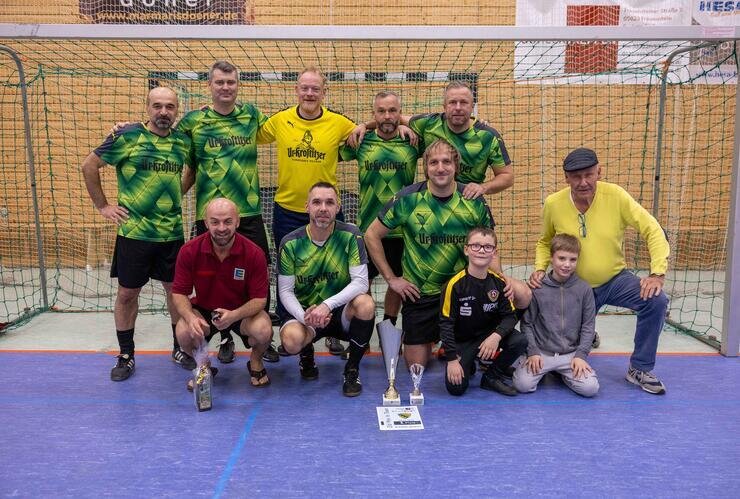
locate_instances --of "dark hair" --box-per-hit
[308,181,338,197]
[208,60,238,81]
[550,233,581,256]
[466,226,497,246]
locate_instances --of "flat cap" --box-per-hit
[563,147,599,172]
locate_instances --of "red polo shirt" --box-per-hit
[172,232,268,311]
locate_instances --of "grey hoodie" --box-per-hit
[521,271,596,359]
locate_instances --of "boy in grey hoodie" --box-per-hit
[513,233,599,397]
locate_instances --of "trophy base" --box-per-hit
[409,392,424,406]
[382,395,401,406]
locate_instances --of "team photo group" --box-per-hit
[81,60,670,402]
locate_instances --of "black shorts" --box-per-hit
[195,214,271,264]
[110,235,183,289]
[280,305,349,342]
[368,237,404,280]
[193,304,250,347]
[401,294,441,345]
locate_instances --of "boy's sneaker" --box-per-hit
[299,344,319,380]
[626,367,666,395]
[342,367,362,397]
[111,354,135,381]
[480,368,517,396]
[262,342,280,363]
[325,337,346,356]
[172,347,197,370]
[217,337,235,364]
[592,332,601,349]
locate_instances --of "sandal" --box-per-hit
[186,366,218,392]
[247,360,270,387]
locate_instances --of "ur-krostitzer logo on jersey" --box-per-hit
[287,130,327,162]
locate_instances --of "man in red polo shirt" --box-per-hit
[172,197,273,387]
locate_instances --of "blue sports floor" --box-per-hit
[1,352,738,498]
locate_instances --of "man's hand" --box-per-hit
[528,270,545,289]
[397,125,418,146]
[446,358,464,385]
[346,124,367,148]
[571,357,593,379]
[110,121,134,134]
[526,355,543,375]
[98,204,129,225]
[478,332,501,361]
[212,308,238,330]
[304,303,331,329]
[387,276,420,302]
[187,314,210,341]
[462,182,486,200]
[640,274,665,300]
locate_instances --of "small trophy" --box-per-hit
[377,319,403,406]
[192,339,213,412]
[409,363,425,405]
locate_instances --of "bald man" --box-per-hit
[171,198,273,388]
[82,86,192,382]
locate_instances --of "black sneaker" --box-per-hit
[326,337,346,356]
[111,354,135,381]
[592,332,601,349]
[172,347,197,370]
[217,337,235,364]
[299,344,319,380]
[277,344,290,357]
[342,367,362,397]
[262,342,280,363]
[480,372,517,396]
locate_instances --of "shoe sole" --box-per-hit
[343,389,362,397]
[218,355,235,364]
[111,368,134,382]
[301,372,319,381]
[625,374,666,395]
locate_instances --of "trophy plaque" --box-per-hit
[377,319,403,406]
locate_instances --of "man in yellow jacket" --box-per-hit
[529,147,670,395]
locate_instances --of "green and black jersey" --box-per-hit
[278,221,368,307]
[176,103,267,220]
[95,123,190,242]
[378,181,494,296]
[408,112,511,184]
[339,131,419,236]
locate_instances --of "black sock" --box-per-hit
[382,314,398,326]
[346,317,374,370]
[171,323,179,350]
[117,328,135,356]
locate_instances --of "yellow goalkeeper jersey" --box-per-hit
[258,106,356,212]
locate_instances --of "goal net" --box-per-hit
[0,25,736,348]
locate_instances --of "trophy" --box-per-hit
[192,337,213,412]
[377,319,403,406]
[409,363,425,405]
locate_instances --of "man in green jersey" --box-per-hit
[82,87,191,381]
[277,182,376,397]
[366,139,529,369]
[178,60,279,365]
[339,91,420,327]
[351,80,513,200]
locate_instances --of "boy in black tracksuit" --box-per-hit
[439,227,527,396]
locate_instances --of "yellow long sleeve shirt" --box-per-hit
[534,181,669,288]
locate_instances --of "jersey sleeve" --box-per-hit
[535,197,557,272]
[349,231,368,266]
[278,240,295,276]
[489,130,511,168]
[94,128,130,166]
[339,143,357,162]
[256,113,277,144]
[377,195,404,230]
[338,114,357,142]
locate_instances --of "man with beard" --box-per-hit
[277,182,375,397]
[82,86,191,381]
[351,81,513,200]
[171,198,273,388]
[339,91,420,329]
[178,60,280,366]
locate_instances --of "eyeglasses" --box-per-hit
[578,213,587,238]
[466,243,496,253]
